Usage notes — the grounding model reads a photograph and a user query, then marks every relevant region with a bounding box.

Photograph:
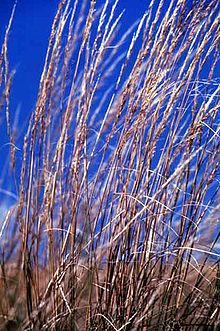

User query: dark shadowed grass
[0,0,220,330]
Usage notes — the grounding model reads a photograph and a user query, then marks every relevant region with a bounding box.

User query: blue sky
[0,1,219,258]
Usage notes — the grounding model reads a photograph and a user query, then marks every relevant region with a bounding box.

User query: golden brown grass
[0,0,220,330]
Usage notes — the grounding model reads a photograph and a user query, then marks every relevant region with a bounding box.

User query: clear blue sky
[0,1,219,257]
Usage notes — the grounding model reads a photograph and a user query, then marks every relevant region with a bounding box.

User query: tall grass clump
[0,0,220,330]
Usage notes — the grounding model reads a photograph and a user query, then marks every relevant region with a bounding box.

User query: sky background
[0,1,219,257]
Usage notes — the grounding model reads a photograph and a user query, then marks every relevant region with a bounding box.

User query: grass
[0,0,220,330]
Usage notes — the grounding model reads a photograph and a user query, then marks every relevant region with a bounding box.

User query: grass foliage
[0,0,220,330]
